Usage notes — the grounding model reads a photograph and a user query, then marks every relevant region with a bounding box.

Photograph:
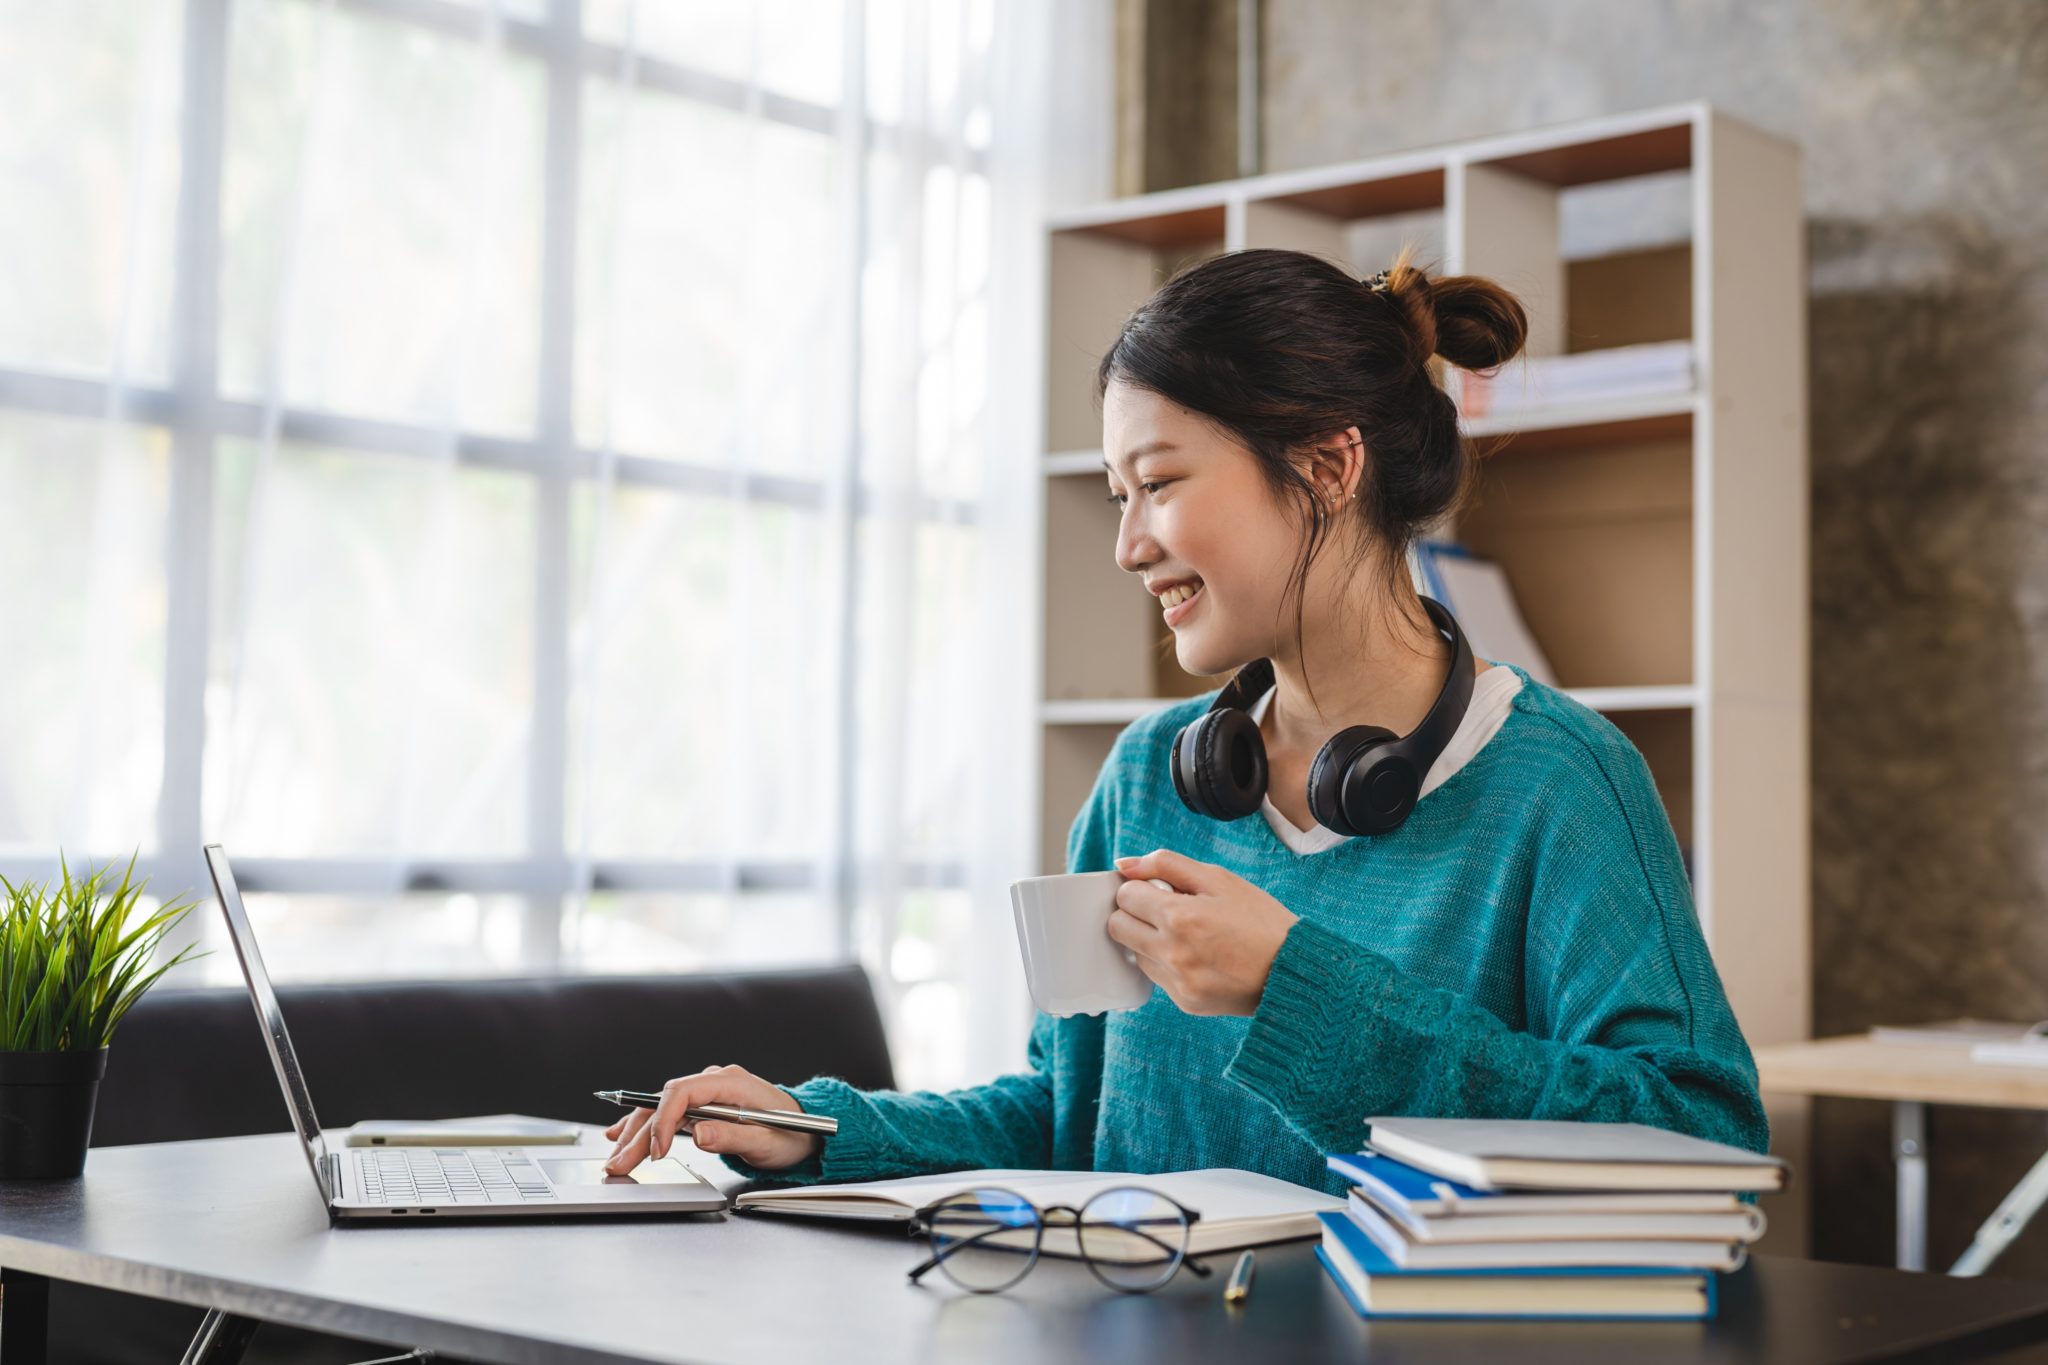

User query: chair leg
[1950,1143,2048,1277]
[178,1309,261,1365]
[0,1268,50,1365]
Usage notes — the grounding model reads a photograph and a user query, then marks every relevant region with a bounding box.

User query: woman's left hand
[1107,849,1300,1017]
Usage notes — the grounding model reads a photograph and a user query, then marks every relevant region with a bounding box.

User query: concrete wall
[1147,0,2048,1276]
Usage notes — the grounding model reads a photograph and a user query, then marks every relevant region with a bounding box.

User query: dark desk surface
[6,1128,2048,1365]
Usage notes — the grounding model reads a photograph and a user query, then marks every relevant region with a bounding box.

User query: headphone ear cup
[1171,708,1267,821]
[1346,754,1422,836]
[1307,724,1399,836]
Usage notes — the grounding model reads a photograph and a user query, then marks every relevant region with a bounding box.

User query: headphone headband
[1206,597,1471,745]
[1392,595,1476,778]
[1210,655,1275,716]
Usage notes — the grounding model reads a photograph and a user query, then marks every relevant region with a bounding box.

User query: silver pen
[1224,1249,1255,1304]
[593,1088,839,1136]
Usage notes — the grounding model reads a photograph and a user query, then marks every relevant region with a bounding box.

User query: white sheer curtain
[0,0,1070,1090]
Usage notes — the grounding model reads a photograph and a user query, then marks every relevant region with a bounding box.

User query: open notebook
[733,1167,1343,1257]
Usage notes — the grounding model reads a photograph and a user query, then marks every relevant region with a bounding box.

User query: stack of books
[1317,1117,1788,1322]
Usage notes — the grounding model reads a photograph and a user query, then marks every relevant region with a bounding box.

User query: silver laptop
[203,843,729,1221]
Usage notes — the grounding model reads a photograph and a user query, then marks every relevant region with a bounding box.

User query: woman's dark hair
[1093,242,1528,709]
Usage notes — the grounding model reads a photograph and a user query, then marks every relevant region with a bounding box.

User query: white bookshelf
[1034,102,1809,1244]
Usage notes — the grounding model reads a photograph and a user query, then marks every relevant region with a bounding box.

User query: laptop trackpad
[542,1156,707,1194]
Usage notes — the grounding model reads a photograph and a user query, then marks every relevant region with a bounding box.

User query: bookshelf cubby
[1455,435,1694,691]
[1033,103,1809,1245]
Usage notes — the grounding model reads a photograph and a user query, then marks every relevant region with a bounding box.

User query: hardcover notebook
[733,1167,1341,1258]
[1342,1188,1750,1272]
[1327,1153,1765,1245]
[1316,1212,1717,1321]
[1327,1152,1749,1218]
[1347,1186,1765,1245]
[1364,1118,1789,1193]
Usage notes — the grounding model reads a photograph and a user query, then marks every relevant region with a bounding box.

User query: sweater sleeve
[718,1017,1060,1185]
[717,722,1128,1185]
[1222,713,1771,1164]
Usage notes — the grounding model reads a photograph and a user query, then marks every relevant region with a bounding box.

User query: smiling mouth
[1160,581,1204,623]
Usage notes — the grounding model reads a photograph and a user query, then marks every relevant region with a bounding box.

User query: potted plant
[0,852,203,1177]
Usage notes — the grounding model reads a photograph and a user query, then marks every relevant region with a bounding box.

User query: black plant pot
[0,1047,109,1178]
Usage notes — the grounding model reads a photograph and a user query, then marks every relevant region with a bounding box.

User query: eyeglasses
[906,1185,1213,1294]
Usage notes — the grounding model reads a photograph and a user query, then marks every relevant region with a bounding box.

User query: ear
[1307,425,1364,503]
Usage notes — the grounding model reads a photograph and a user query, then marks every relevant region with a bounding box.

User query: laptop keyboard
[354,1148,557,1205]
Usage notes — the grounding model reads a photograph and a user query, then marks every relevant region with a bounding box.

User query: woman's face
[1102,379,1336,678]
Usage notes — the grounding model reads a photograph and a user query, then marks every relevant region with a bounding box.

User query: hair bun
[1372,243,1528,375]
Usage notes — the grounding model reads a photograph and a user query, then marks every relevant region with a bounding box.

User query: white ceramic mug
[1010,870,1164,1016]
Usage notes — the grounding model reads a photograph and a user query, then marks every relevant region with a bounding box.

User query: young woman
[603,245,1770,1192]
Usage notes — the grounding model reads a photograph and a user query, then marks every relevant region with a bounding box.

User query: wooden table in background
[1754,1034,2048,1274]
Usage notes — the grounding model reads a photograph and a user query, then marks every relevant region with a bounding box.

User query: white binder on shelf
[1415,541,1558,687]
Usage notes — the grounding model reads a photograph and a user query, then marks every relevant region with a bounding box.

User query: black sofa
[51,965,894,1364]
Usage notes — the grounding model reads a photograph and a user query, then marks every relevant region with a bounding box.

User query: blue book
[1327,1151,1747,1224]
[1316,1212,1718,1322]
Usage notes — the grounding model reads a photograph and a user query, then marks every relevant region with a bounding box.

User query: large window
[0,0,1021,1091]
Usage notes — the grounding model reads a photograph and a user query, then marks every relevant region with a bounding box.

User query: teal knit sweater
[722,665,1770,1197]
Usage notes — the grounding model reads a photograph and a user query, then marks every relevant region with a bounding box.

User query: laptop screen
[204,844,332,1203]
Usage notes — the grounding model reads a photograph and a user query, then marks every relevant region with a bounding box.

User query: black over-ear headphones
[1168,596,1476,837]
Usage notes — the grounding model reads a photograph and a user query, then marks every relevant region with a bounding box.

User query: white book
[1327,1153,1745,1219]
[1365,1118,1788,1194]
[1347,1192,1747,1272]
[1350,1187,1766,1245]
[1420,547,1558,686]
[733,1167,1343,1258]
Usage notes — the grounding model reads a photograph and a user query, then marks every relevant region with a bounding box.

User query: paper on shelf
[1459,340,1694,420]
[1425,552,1557,687]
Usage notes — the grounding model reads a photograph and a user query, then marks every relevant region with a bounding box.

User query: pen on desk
[592,1089,839,1136]
[1224,1249,1255,1304]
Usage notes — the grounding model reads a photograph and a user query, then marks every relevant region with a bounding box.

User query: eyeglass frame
[905,1184,1214,1294]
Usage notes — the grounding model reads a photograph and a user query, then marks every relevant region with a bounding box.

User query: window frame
[0,0,986,972]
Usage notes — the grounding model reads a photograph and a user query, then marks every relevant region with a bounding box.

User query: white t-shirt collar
[1244,664,1524,853]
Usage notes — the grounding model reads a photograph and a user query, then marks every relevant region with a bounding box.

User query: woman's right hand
[602,1063,823,1175]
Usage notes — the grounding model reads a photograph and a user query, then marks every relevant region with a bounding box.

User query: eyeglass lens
[1077,1186,1191,1292]
[926,1188,1043,1293]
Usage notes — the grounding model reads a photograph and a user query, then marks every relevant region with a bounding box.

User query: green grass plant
[0,852,205,1052]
